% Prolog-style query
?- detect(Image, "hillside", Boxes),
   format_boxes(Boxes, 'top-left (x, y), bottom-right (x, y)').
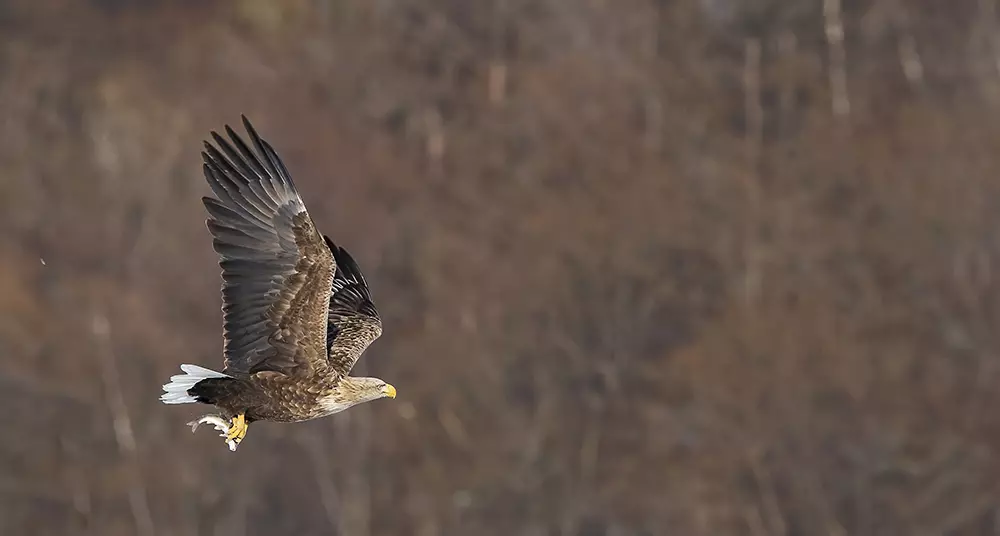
top-left (3, 1), bottom-right (1000, 534)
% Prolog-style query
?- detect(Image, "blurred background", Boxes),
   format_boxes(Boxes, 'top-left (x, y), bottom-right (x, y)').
top-left (3, 0), bottom-right (1000, 534)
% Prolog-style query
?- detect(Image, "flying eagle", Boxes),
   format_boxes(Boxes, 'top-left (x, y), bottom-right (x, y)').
top-left (160, 116), bottom-right (395, 451)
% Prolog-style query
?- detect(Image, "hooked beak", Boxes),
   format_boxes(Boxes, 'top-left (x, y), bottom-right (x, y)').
top-left (383, 383), bottom-right (397, 399)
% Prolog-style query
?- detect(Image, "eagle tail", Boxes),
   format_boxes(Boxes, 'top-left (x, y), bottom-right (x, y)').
top-left (160, 364), bottom-right (231, 404)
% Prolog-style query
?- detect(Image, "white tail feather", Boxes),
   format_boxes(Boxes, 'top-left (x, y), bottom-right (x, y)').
top-left (160, 364), bottom-right (230, 404)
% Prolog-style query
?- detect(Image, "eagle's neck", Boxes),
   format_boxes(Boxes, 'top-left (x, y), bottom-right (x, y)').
top-left (317, 395), bottom-right (359, 415)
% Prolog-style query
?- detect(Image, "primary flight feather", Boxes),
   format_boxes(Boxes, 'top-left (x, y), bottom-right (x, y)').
top-left (160, 116), bottom-right (394, 451)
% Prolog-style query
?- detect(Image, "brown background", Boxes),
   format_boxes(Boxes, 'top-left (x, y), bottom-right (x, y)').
top-left (3, 1), bottom-right (1000, 535)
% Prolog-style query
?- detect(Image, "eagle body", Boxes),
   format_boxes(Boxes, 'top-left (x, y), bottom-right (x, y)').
top-left (160, 117), bottom-right (395, 451)
top-left (188, 370), bottom-right (385, 423)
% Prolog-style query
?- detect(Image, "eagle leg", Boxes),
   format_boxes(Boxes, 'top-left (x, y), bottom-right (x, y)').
top-left (187, 413), bottom-right (247, 452)
top-left (225, 413), bottom-right (249, 451)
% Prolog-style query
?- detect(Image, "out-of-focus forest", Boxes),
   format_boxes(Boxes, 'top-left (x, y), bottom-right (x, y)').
top-left (4, 0), bottom-right (1000, 534)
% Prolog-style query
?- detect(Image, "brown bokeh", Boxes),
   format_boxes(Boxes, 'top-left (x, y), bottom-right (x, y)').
top-left (3, 1), bottom-right (1000, 534)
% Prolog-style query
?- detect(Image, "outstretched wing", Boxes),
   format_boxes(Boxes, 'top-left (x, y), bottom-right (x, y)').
top-left (202, 116), bottom-right (335, 378)
top-left (324, 236), bottom-right (383, 376)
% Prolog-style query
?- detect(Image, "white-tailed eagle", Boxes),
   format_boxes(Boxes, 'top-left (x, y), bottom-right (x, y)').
top-left (160, 116), bottom-right (394, 451)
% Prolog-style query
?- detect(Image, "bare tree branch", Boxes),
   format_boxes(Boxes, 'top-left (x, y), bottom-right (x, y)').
top-left (824, 0), bottom-right (851, 116)
top-left (91, 312), bottom-right (155, 536)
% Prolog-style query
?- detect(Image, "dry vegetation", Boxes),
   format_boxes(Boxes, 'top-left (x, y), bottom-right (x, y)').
top-left (3, 0), bottom-right (1000, 534)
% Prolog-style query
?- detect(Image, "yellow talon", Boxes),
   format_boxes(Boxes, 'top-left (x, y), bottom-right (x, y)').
top-left (225, 413), bottom-right (248, 451)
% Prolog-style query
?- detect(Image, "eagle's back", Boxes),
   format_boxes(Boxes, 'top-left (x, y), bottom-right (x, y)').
top-left (211, 368), bottom-right (342, 423)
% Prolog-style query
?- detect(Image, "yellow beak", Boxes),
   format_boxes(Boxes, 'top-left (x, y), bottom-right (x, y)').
top-left (383, 384), bottom-right (397, 399)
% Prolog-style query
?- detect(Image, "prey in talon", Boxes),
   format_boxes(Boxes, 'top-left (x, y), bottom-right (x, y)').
top-left (159, 116), bottom-right (395, 452)
top-left (188, 413), bottom-right (247, 451)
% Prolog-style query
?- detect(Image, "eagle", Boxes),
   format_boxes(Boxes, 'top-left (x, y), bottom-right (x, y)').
top-left (160, 116), bottom-right (395, 451)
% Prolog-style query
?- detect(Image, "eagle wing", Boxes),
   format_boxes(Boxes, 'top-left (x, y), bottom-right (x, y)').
top-left (324, 236), bottom-right (383, 376)
top-left (202, 116), bottom-right (335, 378)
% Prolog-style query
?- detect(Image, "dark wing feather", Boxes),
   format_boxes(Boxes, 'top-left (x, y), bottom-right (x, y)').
top-left (324, 236), bottom-right (383, 376)
top-left (202, 116), bottom-right (335, 377)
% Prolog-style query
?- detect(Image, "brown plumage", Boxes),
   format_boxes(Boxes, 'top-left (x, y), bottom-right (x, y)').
top-left (160, 116), bottom-right (395, 451)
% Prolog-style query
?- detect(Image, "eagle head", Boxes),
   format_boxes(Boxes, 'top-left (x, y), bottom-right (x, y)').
top-left (319, 377), bottom-right (396, 414)
top-left (345, 376), bottom-right (396, 400)
top-left (378, 380), bottom-right (397, 399)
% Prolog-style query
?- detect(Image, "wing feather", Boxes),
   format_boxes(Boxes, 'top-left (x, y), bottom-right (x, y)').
top-left (323, 236), bottom-right (383, 376)
top-left (202, 116), bottom-right (335, 377)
